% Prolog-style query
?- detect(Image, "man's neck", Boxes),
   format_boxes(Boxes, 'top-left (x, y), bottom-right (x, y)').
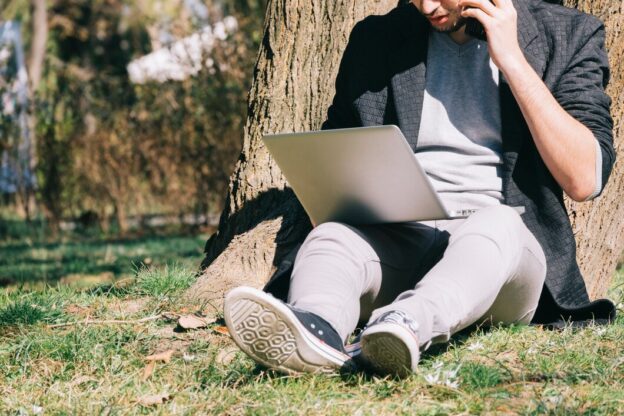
top-left (447, 26), bottom-right (472, 45)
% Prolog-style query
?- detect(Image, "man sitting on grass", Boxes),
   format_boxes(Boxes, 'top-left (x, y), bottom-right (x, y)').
top-left (223, 0), bottom-right (616, 377)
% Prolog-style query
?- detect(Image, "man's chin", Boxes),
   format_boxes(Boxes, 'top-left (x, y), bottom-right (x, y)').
top-left (432, 16), bottom-right (467, 34)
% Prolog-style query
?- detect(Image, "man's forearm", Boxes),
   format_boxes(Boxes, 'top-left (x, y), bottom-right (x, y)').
top-left (459, 0), bottom-right (599, 202)
top-left (501, 57), bottom-right (597, 201)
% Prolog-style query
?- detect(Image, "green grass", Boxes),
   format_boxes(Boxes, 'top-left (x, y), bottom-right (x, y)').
top-left (0, 229), bottom-right (207, 288)
top-left (0, 228), bottom-right (623, 414)
top-left (0, 295), bottom-right (67, 326)
top-left (133, 263), bottom-right (197, 298)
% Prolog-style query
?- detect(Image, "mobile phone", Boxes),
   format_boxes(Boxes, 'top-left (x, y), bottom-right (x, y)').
top-left (465, 18), bottom-right (487, 41)
top-left (463, 0), bottom-right (493, 41)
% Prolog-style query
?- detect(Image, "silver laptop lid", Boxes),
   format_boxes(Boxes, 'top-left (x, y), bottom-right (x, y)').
top-left (263, 125), bottom-right (453, 226)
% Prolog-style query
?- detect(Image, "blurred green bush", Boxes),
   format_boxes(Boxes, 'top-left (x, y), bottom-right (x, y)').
top-left (1, 0), bottom-right (267, 235)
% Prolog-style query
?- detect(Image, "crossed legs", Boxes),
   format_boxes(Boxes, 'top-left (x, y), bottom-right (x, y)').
top-left (287, 205), bottom-right (547, 349)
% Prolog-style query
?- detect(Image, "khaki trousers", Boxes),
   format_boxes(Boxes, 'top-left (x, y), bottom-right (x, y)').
top-left (287, 205), bottom-right (547, 348)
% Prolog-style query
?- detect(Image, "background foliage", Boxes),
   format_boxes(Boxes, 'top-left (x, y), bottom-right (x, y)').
top-left (1, 0), bottom-right (267, 234)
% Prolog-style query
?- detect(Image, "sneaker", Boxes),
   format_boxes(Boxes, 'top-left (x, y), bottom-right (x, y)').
top-left (223, 286), bottom-right (353, 375)
top-left (360, 310), bottom-right (421, 377)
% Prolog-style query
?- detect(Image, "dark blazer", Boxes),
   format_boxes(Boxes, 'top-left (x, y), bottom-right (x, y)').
top-left (266, 0), bottom-right (617, 325)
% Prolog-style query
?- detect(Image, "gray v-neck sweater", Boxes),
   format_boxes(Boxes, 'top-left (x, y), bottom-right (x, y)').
top-left (416, 31), bottom-right (601, 209)
top-left (416, 32), bottom-right (504, 212)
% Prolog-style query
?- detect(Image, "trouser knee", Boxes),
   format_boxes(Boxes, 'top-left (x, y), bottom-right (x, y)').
top-left (449, 205), bottom-right (526, 255)
top-left (299, 221), bottom-right (374, 262)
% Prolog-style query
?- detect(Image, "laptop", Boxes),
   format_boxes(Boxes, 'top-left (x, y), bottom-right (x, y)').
top-left (262, 125), bottom-right (505, 226)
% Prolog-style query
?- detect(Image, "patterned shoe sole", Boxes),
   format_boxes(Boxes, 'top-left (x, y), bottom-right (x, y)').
top-left (361, 325), bottom-right (419, 377)
top-left (224, 287), bottom-right (351, 375)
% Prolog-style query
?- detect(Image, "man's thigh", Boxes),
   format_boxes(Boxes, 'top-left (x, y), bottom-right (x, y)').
top-left (439, 205), bottom-right (546, 325)
top-left (352, 222), bottom-right (447, 322)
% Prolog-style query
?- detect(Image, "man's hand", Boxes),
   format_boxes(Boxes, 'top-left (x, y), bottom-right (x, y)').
top-left (459, 0), bottom-right (523, 72)
top-left (460, 0), bottom-right (600, 202)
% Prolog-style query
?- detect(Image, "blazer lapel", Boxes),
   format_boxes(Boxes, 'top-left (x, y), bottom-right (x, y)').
top-left (389, 4), bottom-right (430, 150)
top-left (391, 48), bottom-right (428, 150)
top-left (388, 1), bottom-right (549, 182)
top-left (500, 0), bottom-right (548, 190)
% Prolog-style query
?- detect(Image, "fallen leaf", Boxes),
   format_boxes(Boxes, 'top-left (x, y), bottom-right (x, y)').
top-left (142, 361), bottom-right (156, 380)
top-left (178, 314), bottom-right (209, 330)
top-left (213, 326), bottom-right (230, 336)
top-left (137, 393), bottom-right (172, 406)
top-left (145, 349), bottom-right (174, 363)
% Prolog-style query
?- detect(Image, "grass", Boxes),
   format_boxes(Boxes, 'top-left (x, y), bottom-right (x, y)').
top-left (0, 227), bottom-right (623, 414)
top-left (0, 219), bottom-right (208, 288)
top-left (133, 263), bottom-right (198, 298)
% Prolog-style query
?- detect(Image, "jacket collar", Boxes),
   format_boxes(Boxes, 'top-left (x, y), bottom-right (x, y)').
top-left (499, 0), bottom-right (548, 192)
top-left (508, 0), bottom-right (547, 78)
top-left (389, 3), bottom-right (430, 149)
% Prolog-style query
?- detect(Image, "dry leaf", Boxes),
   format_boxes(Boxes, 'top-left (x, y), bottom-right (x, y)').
top-left (138, 393), bottom-right (171, 406)
top-left (142, 361), bottom-right (156, 380)
top-left (178, 314), bottom-right (209, 329)
top-left (145, 349), bottom-right (174, 363)
top-left (213, 326), bottom-right (230, 336)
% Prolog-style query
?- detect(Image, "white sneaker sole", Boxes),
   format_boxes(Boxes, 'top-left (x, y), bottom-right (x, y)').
top-left (223, 286), bottom-right (352, 375)
top-left (360, 323), bottom-right (420, 377)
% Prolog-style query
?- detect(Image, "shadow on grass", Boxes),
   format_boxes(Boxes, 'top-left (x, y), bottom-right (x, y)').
top-left (207, 329), bottom-right (481, 390)
top-left (0, 233), bottom-right (206, 287)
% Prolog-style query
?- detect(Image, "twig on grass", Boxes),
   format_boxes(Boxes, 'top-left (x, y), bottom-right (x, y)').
top-left (47, 313), bottom-right (178, 329)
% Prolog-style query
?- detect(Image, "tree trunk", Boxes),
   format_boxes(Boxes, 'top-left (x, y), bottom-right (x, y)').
top-left (189, 0), bottom-right (398, 310)
top-left (562, 0), bottom-right (624, 299)
top-left (190, 0), bottom-right (624, 310)
top-left (28, 0), bottom-right (47, 91)
top-left (25, 0), bottom-right (48, 222)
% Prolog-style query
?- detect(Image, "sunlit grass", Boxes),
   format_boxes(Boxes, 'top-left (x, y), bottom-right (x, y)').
top-left (1, 226), bottom-right (623, 414)
top-left (133, 263), bottom-right (197, 298)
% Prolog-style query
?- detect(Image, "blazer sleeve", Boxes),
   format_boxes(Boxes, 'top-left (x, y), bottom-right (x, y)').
top-left (551, 15), bottom-right (615, 198)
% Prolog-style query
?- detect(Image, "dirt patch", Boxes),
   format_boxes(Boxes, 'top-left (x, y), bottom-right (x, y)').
top-left (113, 298), bottom-right (149, 315)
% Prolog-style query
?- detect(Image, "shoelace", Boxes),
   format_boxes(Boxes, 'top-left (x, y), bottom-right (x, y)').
top-left (371, 310), bottom-right (420, 334)
top-left (346, 311), bottom-right (420, 357)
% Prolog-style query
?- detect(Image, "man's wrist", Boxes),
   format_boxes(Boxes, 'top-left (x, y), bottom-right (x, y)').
top-left (498, 52), bottom-right (539, 93)
top-left (497, 51), bottom-right (531, 80)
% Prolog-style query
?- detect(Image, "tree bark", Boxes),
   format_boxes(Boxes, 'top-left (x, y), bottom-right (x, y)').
top-left (562, 0), bottom-right (624, 299)
top-left (28, 0), bottom-right (47, 91)
top-left (25, 0), bottom-right (48, 221)
top-left (190, 0), bottom-right (624, 310)
top-left (189, 0), bottom-right (398, 310)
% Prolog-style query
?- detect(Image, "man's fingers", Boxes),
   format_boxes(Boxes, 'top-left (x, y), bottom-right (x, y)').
top-left (459, 0), bottom-right (498, 16)
top-left (461, 6), bottom-right (492, 26)
top-left (489, 0), bottom-right (510, 9)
